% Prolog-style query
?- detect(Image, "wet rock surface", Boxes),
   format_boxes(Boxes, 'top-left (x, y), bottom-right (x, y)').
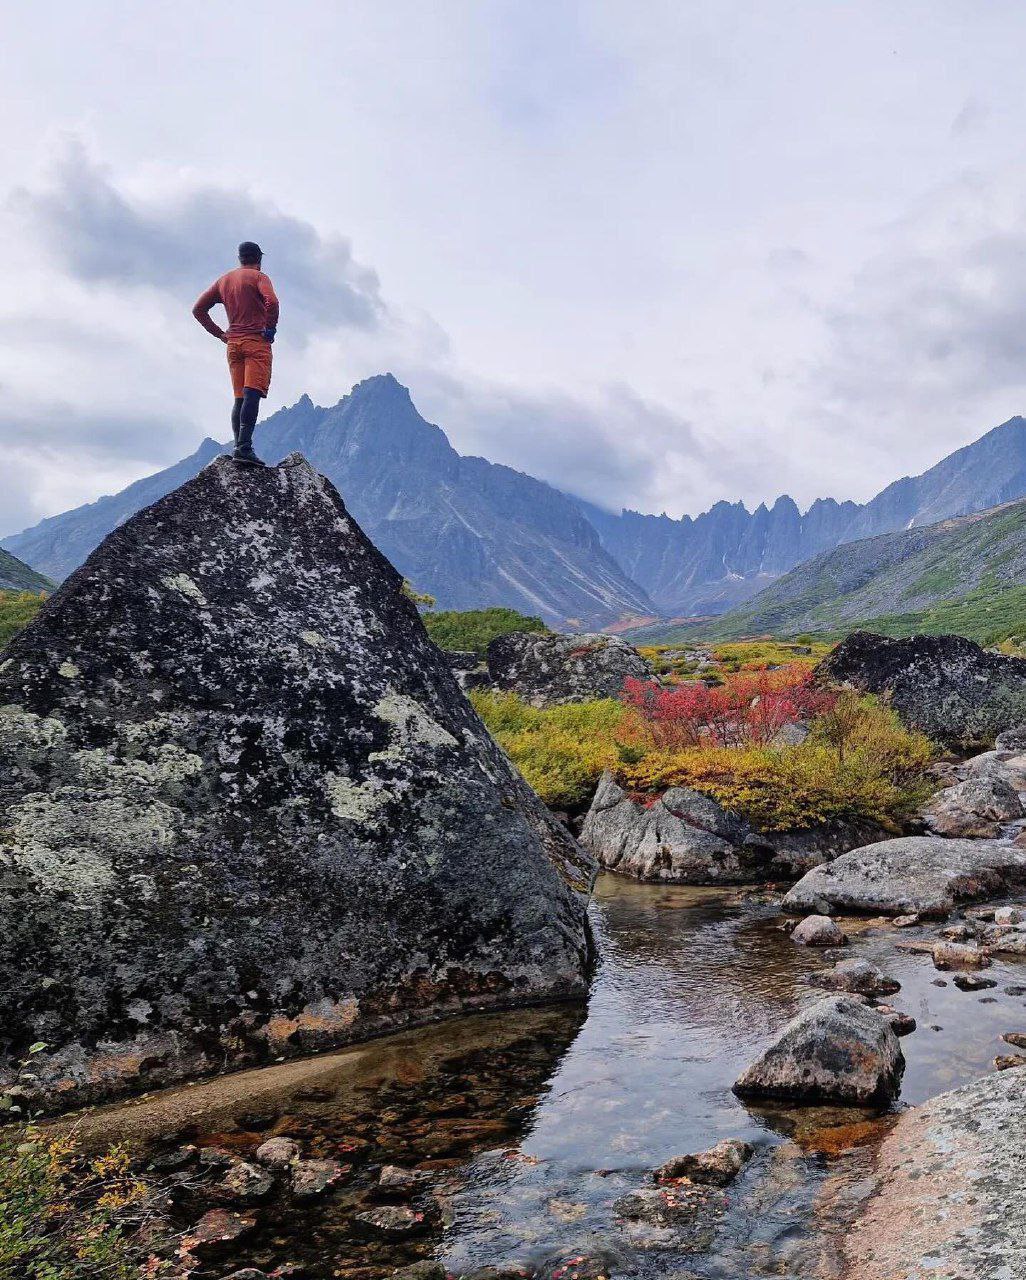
top-left (733, 995), bottom-right (905, 1105)
top-left (816, 629), bottom-right (1026, 745)
top-left (485, 631), bottom-right (651, 706)
top-left (0, 455), bottom-right (595, 1111)
top-left (782, 835), bottom-right (1026, 916)
top-left (844, 1067), bottom-right (1026, 1279)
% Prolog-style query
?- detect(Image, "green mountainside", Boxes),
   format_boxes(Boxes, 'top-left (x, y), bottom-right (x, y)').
top-left (0, 548), bottom-right (52, 593)
top-left (645, 499), bottom-right (1026, 647)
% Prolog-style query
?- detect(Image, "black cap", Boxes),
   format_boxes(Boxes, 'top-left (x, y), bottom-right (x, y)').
top-left (238, 241), bottom-right (263, 261)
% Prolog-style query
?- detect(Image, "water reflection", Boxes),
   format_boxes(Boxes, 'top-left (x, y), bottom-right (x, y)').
top-left (67, 873), bottom-right (1026, 1278)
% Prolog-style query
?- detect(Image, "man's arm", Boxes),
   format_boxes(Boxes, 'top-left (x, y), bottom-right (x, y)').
top-left (259, 275), bottom-right (279, 339)
top-left (192, 283), bottom-right (227, 342)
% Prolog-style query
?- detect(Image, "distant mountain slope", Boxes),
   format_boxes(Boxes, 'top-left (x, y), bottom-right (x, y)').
top-left (690, 498), bottom-right (1026, 644)
top-left (0, 548), bottom-right (53, 592)
top-left (2, 375), bottom-right (653, 630)
top-left (576, 416), bottom-right (1026, 616)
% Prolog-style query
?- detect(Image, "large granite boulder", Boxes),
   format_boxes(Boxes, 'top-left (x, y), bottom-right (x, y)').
top-left (485, 630), bottom-right (651, 706)
top-left (580, 772), bottom-right (860, 884)
top-left (733, 995), bottom-right (904, 1105)
top-left (581, 772), bottom-right (762, 884)
top-left (921, 774), bottom-right (1025, 839)
top-left (0, 455), bottom-right (596, 1112)
top-left (815, 630), bottom-right (1026, 746)
top-left (843, 1067), bottom-right (1026, 1278)
top-left (783, 836), bottom-right (1026, 917)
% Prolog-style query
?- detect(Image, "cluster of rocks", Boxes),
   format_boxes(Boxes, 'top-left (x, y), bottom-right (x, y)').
top-left (0, 456), bottom-right (595, 1112)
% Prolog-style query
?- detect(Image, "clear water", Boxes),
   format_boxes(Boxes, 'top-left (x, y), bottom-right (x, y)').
top-left (77, 874), bottom-right (1026, 1278)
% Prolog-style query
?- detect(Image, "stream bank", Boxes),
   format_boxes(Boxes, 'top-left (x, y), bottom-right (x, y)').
top-left (56, 873), bottom-right (1026, 1279)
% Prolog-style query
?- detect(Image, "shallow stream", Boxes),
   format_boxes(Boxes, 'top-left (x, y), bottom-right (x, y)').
top-left (72, 874), bottom-right (1026, 1278)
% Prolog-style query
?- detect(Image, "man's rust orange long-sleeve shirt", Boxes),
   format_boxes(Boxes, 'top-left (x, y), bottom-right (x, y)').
top-left (193, 266), bottom-right (280, 338)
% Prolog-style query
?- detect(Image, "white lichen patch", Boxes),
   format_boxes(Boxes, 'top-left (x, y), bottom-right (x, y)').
top-left (7, 789), bottom-right (175, 905)
top-left (324, 772), bottom-right (393, 825)
top-left (57, 660), bottom-right (81, 679)
top-left (300, 630), bottom-right (328, 649)
top-left (0, 704), bottom-right (69, 752)
top-left (374, 691), bottom-right (458, 750)
top-left (0, 659), bottom-right (13, 675)
top-left (162, 573), bottom-right (207, 605)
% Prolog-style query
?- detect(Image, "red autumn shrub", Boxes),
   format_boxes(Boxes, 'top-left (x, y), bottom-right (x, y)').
top-left (621, 668), bottom-right (837, 750)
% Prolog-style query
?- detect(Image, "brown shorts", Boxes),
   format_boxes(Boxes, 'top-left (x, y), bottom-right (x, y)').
top-left (227, 336), bottom-right (273, 398)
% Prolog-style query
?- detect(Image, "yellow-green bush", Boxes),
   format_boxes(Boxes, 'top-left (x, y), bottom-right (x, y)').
top-left (0, 591), bottom-right (46, 649)
top-left (619, 698), bottom-right (934, 830)
top-left (472, 686), bottom-right (934, 829)
top-left (471, 690), bottom-right (626, 807)
top-left (0, 1126), bottom-right (166, 1279)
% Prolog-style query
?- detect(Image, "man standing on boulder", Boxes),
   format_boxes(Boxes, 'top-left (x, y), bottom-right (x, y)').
top-left (192, 242), bottom-right (279, 466)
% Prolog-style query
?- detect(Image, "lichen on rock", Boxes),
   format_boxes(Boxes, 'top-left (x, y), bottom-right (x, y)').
top-left (0, 454), bottom-right (595, 1113)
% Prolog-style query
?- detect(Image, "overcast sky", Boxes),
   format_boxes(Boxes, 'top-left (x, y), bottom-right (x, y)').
top-left (4, 1), bottom-right (1026, 536)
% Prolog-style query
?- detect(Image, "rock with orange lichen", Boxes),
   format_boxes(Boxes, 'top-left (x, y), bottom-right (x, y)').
top-left (0, 455), bottom-right (595, 1114)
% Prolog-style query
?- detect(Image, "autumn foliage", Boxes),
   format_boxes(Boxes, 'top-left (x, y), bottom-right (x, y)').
top-left (620, 668), bottom-right (837, 750)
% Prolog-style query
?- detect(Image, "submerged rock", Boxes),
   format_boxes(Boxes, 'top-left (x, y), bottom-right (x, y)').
top-left (782, 836), bottom-right (1026, 917)
top-left (733, 996), bottom-right (904, 1105)
top-left (654, 1138), bottom-right (754, 1186)
top-left (815, 630), bottom-right (1026, 745)
top-left (485, 630), bottom-right (651, 706)
top-left (921, 774), bottom-right (1025, 838)
top-left (0, 455), bottom-right (595, 1112)
top-left (808, 957), bottom-right (900, 996)
top-left (843, 1066), bottom-right (1026, 1278)
top-left (790, 915), bottom-right (847, 947)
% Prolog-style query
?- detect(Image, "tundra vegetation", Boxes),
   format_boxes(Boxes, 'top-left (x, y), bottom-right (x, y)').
top-left (472, 642), bottom-right (935, 827)
top-left (0, 590), bottom-right (46, 648)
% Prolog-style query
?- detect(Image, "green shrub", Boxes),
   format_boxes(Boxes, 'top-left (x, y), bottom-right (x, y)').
top-left (0, 1126), bottom-right (167, 1279)
top-left (423, 607), bottom-right (547, 657)
top-left (0, 591), bottom-right (46, 649)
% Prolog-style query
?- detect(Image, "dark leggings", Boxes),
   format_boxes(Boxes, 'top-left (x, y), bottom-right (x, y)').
top-left (231, 388), bottom-right (262, 446)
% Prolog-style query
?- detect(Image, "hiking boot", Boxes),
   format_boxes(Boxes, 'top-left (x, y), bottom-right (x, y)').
top-left (232, 447), bottom-right (266, 467)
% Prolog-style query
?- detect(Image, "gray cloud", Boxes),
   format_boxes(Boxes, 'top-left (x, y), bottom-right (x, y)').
top-left (11, 142), bottom-right (385, 337)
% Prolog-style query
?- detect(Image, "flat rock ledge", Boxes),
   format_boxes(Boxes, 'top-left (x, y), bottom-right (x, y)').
top-left (733, 995), bottom-right (904, 1105)
top-left (782, 836), bottom-right (1026, 917)
top-left (0, 455), bottom-right (596, 1113)
top-left (843, 1067), bottom-right (1026, 1279)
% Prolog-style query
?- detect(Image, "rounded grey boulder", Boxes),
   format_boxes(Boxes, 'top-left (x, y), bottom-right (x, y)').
top-left (485, 630), bottom-right (651, 706)
top-left (733, 995), bottom-right (905, 1105)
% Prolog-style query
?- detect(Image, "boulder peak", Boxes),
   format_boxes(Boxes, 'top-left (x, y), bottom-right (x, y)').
top-left (0, 453), bottom-right (595, 1111)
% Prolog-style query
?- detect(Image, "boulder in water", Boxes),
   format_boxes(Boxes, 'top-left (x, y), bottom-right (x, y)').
top-left (782, 836), bottom-right (1026, 917)
top-left (485, 630), bottom-right (651, 706)
top-left (733, 995), bottom-right (904, 1105)
top-left (0, 455), bottom-right (595, 1112)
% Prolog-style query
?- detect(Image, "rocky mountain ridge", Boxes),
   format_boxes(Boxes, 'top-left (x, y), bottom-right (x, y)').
top-left (6, 374), bottom-right (1026, 627)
